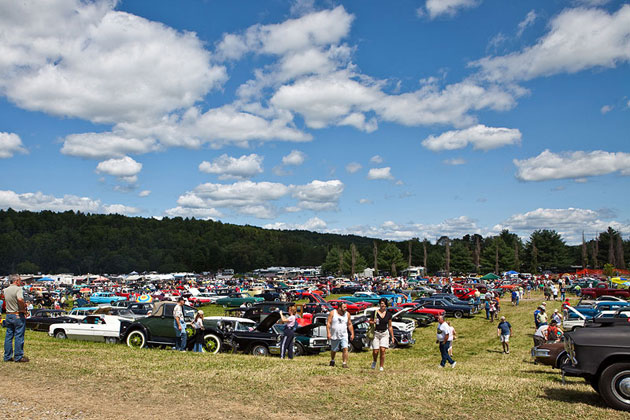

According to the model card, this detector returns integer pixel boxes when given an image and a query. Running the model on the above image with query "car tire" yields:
[245,302,253,308]
[54,330,67,339]
[105,337,118,344]
[126,330,146,349]
[274,298,281,302]
[556,353,570,369]
[202,334,222,354]
[250,343,270,356]
[294,342,306,357]
[453,310,464,319]
[598,362,630,411]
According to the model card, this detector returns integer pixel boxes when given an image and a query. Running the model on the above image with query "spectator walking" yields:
[279,303,299,360]
[192,310,205,353]
[3,275,29,362]
[497,316,512,354]
[436,316,456,368]
[484,298,491,320]
[326,302,354,368]
[488,299,497,322]
[511,289,519,306]
[173,297,187,351]
[370,298,394,371]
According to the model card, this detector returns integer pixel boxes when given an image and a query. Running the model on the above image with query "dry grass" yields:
[0,291,626,419]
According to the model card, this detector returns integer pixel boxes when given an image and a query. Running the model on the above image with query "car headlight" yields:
[533,349,551,357]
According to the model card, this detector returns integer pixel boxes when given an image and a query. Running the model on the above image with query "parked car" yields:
[531,341,569,368]
[49,314,130,344]
[215,293,264,308]
[189,292,221,306]
[88,292,127,304]
[580,284,630,300]
[359,307,415,333]
[327,299,371,314]
[413,297,474,318]
[25,309,78,332]
[397,302,446,319]
[562,320,630,411]
[340,291,390,305]
[67,306,98,319]
[331,285,363,294]
[123,302,224,353]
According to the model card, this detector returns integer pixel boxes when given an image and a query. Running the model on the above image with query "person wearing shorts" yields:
[370,298,394,371]
[326,302,354,368]
[497,316,512,354]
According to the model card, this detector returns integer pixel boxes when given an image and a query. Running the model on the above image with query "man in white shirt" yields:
[436,316,456,368]
[173,297,186,351]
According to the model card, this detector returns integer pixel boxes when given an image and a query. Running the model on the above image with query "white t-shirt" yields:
[436,322,450,342]
[534,324,549,339]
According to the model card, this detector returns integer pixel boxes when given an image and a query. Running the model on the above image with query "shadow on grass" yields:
[485,349,504,354]
[542,387,605,408]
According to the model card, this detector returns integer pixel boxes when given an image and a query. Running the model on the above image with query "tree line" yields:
[0,209,627,276]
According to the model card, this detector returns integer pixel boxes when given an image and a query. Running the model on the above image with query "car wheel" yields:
[202,334,222,354]
[250,344,270,356]
[274,298,281,302]
[54,330,67,339]
[245,302,253,308]
[105,337,118,344]
[556,353,570,369]
[294,342,306,357]
[126,330,146,349]
[453,310,464,319]
[598,362,630,411]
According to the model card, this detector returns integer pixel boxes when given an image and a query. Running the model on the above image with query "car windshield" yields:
[235,321,256,331]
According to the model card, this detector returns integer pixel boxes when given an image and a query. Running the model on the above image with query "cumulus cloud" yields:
[600,105,613,114]
[282,150,306,166]
[370,155,383,164]
[472,5,630,82]
[138,190,151,197]
[514,150,630,181]
[95,156,142,183]
[517,10,537,37]
[495,207,630,244]
[422,124,522,151]
[60,133,159,160]
[164,206,223,220]
[367,167,394,180]
[345,162,362,173]
[359,198,372,204]
[0,189,139,215]
[264,216,327,231]
[292,180,344,211]
[199,154,263,180]
[443,158,466,165]
[0,132,27,158]
[420,0,479,20]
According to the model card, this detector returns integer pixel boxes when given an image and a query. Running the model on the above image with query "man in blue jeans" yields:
[4,274,29,363]
[436,316,456,368]
[173,297,187,351]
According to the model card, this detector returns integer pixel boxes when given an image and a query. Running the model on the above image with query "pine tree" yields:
[581,232,588,269]
[445,237,450,275]
[423,239,427,269]
[616,235,626,269]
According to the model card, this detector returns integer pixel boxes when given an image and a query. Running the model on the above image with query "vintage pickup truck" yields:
[579,284,630,299]
[562,316,630,412]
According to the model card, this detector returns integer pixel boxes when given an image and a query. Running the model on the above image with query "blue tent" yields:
[506,270,519,275]
[37,277,55,282]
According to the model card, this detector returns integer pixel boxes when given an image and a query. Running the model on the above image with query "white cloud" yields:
[473,5,630,82]
[0,189,139,215]
[359,198,372,204]
[138,190,151,197]
[422,124,522,151]
[282,150,306,166]
[292,180,344,211]
[443,158,466,165]
[0,132,27,158]
[600,104,613,114]
[60,133,159,160]
[199,154,263,180]
[370,155,383,164]
[0,0,227,124]
[96,156,142,183]
[345,162,362,173]
[422,0,479,20]
[514,150,630,181]
[495,207,630,244]
[517,10,537,37]
[367,167,394,180]
[264,216,327,232]
[164,206,223,220]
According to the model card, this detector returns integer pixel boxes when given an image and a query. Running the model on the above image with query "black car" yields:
[331,285,363,294]
[258,290,282,301]
[413,297,473,318]
[225,301,296,323]
[25,309,78,332]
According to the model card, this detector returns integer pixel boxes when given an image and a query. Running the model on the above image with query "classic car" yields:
[225,302,311,327]
[331,284,364,294]
[327,299,371,315]
[531,341,569,368]
[92,306,145,320]
[570,301,630,319]
[215,293,264,307]
[412,297,474,318]
[397,302,446,319]
[67,306,99,319]
[453,287,478,300]
[123,302,225,353]
[302,302,334,315]
[88,292,127,304]
[49,314,131,343]
[340,292,391,305]
[580,284,630,299]
[431,294,476,307]
[387,306,434,327]
[359,307,416,333]
[411,285,437,297]
[272,323,330,355]
[25,309,78,332]
[126,302,154,315]
[563,319,630,411]
[189,292,221,306]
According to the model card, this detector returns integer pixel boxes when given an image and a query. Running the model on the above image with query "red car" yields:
[453,288,477,300]
[397,302,446,318]
[327,299,371,315]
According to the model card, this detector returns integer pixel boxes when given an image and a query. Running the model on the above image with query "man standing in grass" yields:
[173,297,186,351]
[326,302,354,368]
[3,274,29,363]
[497,316,512,354]
[436,316,456,368]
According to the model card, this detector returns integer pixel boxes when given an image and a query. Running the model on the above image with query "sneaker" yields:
[15,356,29,363]
[371,362,376,369]
[438,365,444,368]
[379,367,384,372]
[342,363,348,369]
[329,360,335,367]
[451,361,457,369]
[4,358,14,362]
[506,350,510,354]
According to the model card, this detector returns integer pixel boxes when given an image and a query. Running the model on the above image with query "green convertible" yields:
[215,293,265,307]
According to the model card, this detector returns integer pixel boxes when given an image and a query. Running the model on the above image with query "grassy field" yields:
[0,291,626,420]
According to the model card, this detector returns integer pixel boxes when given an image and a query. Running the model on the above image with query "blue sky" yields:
[0,0,629,244]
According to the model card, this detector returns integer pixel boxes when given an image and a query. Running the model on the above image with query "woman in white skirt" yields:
[370,298,395,371]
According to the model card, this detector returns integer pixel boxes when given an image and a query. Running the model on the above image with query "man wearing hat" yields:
[552,308,562,324]
[536,306,548,327]
[497,316,512,354]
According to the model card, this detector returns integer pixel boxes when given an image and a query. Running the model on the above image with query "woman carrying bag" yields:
[369,298,394,371]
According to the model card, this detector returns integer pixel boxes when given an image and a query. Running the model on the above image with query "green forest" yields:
[0,209,628,276]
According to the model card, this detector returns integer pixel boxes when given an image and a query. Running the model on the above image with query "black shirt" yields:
[375,310,393,332]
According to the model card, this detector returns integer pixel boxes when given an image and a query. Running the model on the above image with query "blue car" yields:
[89,292,127,304]
[571,301,630,318]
